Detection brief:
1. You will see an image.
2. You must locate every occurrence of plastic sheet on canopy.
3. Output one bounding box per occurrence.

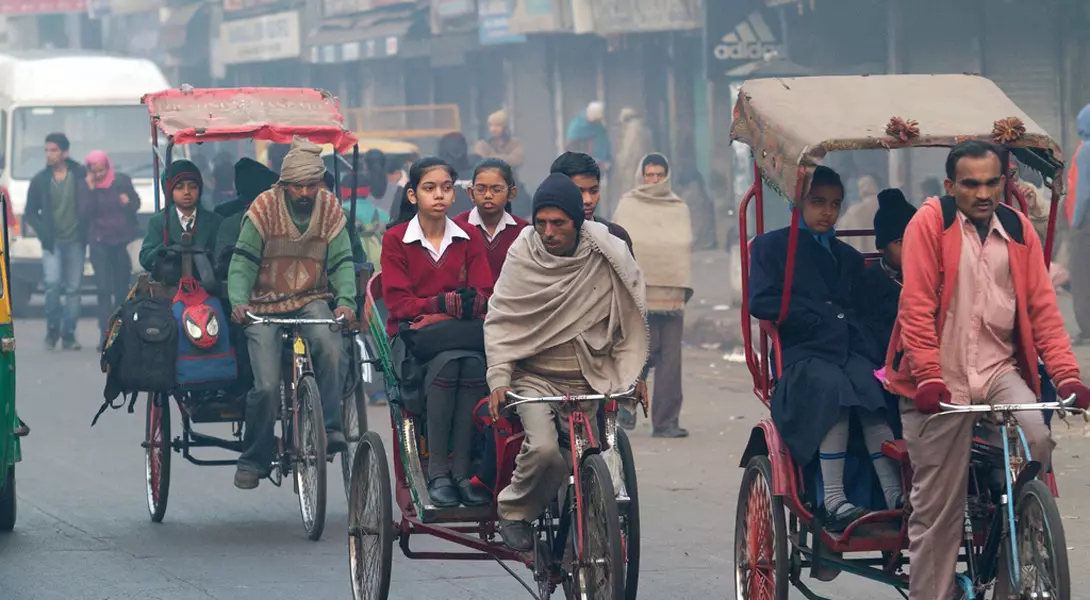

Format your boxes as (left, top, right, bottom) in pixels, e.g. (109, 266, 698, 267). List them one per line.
(142, 87, 359, 152)
(729, 74, 1064, 201)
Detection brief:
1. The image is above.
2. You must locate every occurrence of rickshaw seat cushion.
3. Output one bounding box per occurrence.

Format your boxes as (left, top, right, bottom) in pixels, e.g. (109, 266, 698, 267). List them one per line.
(882, 439, 908, 463)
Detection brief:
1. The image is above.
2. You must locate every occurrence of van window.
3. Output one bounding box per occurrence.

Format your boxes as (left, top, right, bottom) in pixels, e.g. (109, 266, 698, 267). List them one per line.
(12, 106, 156, 180)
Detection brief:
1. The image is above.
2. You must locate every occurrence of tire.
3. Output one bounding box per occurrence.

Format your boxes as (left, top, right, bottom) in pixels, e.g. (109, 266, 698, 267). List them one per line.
(294, 375, 327, 541)
(0, 466, 16, 532)
(570, 453, 625, 600)
(734, 455, 789, 600)
(145, 393, 171, 523)
(615, 428, 640, 600)
(341, 337, 370, 499)
(349, 430, 393, 600)
(995, 480, 1070, 600)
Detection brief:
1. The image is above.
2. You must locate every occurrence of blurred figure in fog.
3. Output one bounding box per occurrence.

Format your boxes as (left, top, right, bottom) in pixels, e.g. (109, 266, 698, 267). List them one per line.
(1066, 104, 1090, 343)
(673, 148, 716, 250)
(79, 150, 140, 347)
(839, 174, 880, 253)
(921, 177, 942, 200)
(342, 148, 391, 272)
(475, 109, 525, 176)
(437, 132, 477, 215)
(614, 107, 652, 205)
(210, 152, 236, 207)
(613, 153, 693, 438)
(25, 133, 86, 351)
(566, 102, 613, 217)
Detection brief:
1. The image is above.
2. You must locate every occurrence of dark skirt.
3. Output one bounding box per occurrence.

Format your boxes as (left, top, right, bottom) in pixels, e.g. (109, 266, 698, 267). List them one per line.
(771, 352, 890, 467)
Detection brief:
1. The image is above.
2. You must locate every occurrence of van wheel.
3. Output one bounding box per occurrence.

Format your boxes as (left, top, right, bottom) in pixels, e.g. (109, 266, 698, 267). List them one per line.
(10, 283, 30, 318)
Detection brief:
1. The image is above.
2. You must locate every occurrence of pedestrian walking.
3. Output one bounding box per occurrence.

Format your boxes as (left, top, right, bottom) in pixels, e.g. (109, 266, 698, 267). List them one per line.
(613, 153, 693, 438)
(1066, 104, 1090, 344)
(565, 102, 613, 214)
(24, 132, 86, 350)
(79, 150, 140, 347)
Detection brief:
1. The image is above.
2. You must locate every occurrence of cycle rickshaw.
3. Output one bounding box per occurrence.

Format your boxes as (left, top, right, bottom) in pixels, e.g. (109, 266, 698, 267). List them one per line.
(344, 273, 642, 600)
(104, 87, 374, 540)
(733, 74, 1080, 600)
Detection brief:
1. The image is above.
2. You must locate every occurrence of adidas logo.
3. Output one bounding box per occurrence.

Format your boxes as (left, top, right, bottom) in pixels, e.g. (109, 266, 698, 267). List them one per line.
(715, 10, 785, 62)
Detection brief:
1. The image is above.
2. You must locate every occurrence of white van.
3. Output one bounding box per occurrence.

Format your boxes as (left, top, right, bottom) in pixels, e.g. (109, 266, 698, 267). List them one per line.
(0, 51, 172, 314)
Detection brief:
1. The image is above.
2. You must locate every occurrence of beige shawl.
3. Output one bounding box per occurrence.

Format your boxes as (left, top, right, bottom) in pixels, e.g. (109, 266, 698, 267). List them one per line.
(612, 154, 693, 300)
(484, 222, 649, 394)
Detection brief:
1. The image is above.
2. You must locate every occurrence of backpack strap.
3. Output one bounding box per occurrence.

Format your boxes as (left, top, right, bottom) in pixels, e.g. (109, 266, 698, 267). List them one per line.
(940, 195, 958, 230)
(940, 194, 1026, 245)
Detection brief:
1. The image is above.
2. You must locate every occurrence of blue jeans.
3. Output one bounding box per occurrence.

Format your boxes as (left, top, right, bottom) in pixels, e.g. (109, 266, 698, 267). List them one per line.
(42, 241, 85, 337)
(238, 300, 345, 474)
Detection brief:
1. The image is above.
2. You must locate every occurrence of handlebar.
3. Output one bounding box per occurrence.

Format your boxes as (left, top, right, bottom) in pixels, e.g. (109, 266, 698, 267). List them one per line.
(245, 311, 347, 326)
(932, 394, 1079, 416)
(501, 387, 637, 415)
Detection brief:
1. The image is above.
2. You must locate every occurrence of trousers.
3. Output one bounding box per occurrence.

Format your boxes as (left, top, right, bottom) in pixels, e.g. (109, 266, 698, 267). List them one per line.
(238, 300, 345, 474)
(901, 371, 1054, 600)
(648, 313, 684, 431)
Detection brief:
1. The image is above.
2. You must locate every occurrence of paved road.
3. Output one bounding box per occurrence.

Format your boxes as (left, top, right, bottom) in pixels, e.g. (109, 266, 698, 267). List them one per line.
(3, 317, 1090, 599)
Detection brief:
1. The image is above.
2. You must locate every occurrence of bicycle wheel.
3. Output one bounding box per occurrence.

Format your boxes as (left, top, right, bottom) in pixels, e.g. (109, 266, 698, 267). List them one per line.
(341, 337, 370, 499)
(294, 375, 327, 541)
(734, 455, 789, 600)
(995, 480, 1070, 600)
(569, 453, 624, 600)
(349, 430, 393, 600)
(144, 392, 171, 523)
(614, 428, 640, 600)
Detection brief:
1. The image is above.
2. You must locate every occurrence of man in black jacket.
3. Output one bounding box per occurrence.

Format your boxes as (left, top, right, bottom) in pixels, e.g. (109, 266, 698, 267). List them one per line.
(24, 133, 87, 350)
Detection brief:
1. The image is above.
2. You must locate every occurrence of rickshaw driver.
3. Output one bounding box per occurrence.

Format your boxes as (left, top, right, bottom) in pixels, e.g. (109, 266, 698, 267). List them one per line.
(484, 173, 649, 551)
(886, 140, 1090, 599)
(227, 136, 355, 490)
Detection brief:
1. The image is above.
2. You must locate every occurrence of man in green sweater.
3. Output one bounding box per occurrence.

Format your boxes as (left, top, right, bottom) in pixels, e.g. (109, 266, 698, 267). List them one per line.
(227, 137, 354, 490)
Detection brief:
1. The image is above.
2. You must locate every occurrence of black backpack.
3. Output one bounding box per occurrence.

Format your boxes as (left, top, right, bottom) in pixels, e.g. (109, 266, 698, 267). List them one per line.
(116, 296, 178, 393)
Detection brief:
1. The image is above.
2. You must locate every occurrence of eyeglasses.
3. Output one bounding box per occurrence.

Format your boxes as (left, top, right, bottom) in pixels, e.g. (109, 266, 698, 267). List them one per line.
(472, 184, 510, 196)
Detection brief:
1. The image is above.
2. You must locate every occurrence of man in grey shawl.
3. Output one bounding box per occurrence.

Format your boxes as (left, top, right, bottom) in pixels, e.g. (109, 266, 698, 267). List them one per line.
(485, 173, 649, 551)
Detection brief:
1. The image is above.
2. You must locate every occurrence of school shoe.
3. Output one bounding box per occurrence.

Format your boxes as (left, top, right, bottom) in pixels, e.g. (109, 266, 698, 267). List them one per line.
(326, 431, 348, 455)
(427, 475, 461, 508)
(457, 478, 492, 507)
(234, 468, 260, 490)
(825, 503, 868, 533)
(499, 519, 535, 552)
(62, 336, 81, 351)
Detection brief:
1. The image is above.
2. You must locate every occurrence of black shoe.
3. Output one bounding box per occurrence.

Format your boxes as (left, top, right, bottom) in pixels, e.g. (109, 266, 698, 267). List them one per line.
(499, 518, 534, 552)
(652, 427, 689, 438)
(44, 329, 59, 351)
(457, 478, 492, 507)
(234, 468, 260, 490)
(427, 475, 460, 508)
(62, 336, 81, 351)
(326, 431, 348, 455)
(825, 504, 869, 533)
(618, 408, 636, 430)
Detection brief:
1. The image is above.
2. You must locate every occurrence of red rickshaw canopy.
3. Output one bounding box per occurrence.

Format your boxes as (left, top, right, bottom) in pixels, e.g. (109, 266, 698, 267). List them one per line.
(142, 87, 359, 152)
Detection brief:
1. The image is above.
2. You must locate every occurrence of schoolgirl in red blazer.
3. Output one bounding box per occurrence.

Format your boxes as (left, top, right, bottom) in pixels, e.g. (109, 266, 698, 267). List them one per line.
(453, 158, 529, 284)
(380, 156, 494, 510)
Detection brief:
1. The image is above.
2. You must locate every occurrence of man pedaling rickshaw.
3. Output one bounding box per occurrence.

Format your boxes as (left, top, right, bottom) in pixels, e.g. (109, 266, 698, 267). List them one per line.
(484, 173, 649, 551)
(886, 140, 1090, 599)
(227, 136, 354, 490)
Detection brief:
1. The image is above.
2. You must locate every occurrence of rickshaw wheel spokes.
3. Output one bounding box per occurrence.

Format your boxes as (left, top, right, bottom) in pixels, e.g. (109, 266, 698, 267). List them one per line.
(294, 375, 327, 541)
(999, 480, 1069, 600)
(573, 454, 624, 600)
(734, 455, 788, 600)
(349, 431, 393, 600)
(144, 392, 171, 523)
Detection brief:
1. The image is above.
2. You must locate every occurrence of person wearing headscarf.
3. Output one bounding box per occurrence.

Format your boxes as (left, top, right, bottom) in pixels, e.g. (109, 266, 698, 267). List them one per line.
(613, 153, 692, 438)
(485, 173, 648, 551)
(79, 150, 141, 344)
(138, 159, 223, 283)
(474, 109, 525, 174)
(226, 136, 354, 490)
(565, 101, 612, 169)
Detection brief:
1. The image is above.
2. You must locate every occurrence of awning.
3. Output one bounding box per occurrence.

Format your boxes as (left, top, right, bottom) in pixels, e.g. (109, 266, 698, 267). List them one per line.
(306, 4, 426, 64)
(159, 1, 209, 50)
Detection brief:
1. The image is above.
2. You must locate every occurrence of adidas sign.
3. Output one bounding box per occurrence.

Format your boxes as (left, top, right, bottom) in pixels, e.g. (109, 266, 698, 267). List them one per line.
(714, 10, 785, 62)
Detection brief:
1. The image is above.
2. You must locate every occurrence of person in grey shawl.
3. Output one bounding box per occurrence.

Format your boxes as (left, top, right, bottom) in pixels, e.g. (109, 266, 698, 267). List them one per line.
(485, 173, 649, 551)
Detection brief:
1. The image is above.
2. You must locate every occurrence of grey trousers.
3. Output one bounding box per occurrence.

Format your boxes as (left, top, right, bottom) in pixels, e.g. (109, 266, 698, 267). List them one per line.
(649, 313, 685, 431)
(238, 300, 345, 474)
(900, 371, 1054, 600)
(497, 371, 598, 522)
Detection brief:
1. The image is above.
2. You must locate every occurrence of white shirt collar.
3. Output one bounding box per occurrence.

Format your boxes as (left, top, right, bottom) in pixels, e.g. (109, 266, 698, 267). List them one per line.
(467, 207, 517, 242)
(402, 215, 469, 261)
(176, 207, 196, 230)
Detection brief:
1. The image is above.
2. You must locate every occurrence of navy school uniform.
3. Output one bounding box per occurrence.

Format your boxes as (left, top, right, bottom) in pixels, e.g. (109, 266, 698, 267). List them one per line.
(748, 226, 891, 470)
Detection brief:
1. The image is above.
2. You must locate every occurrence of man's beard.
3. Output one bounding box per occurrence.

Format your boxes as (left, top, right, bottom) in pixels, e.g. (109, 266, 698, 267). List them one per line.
(292, 195, 316, 214)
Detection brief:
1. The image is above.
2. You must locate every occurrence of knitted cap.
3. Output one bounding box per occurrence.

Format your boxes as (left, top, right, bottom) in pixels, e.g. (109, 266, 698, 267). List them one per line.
(532, 173, 585, 229)
(874, 188, 917, 249)
(234, 157, 278, 205)
(163, 159, 203, 197)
